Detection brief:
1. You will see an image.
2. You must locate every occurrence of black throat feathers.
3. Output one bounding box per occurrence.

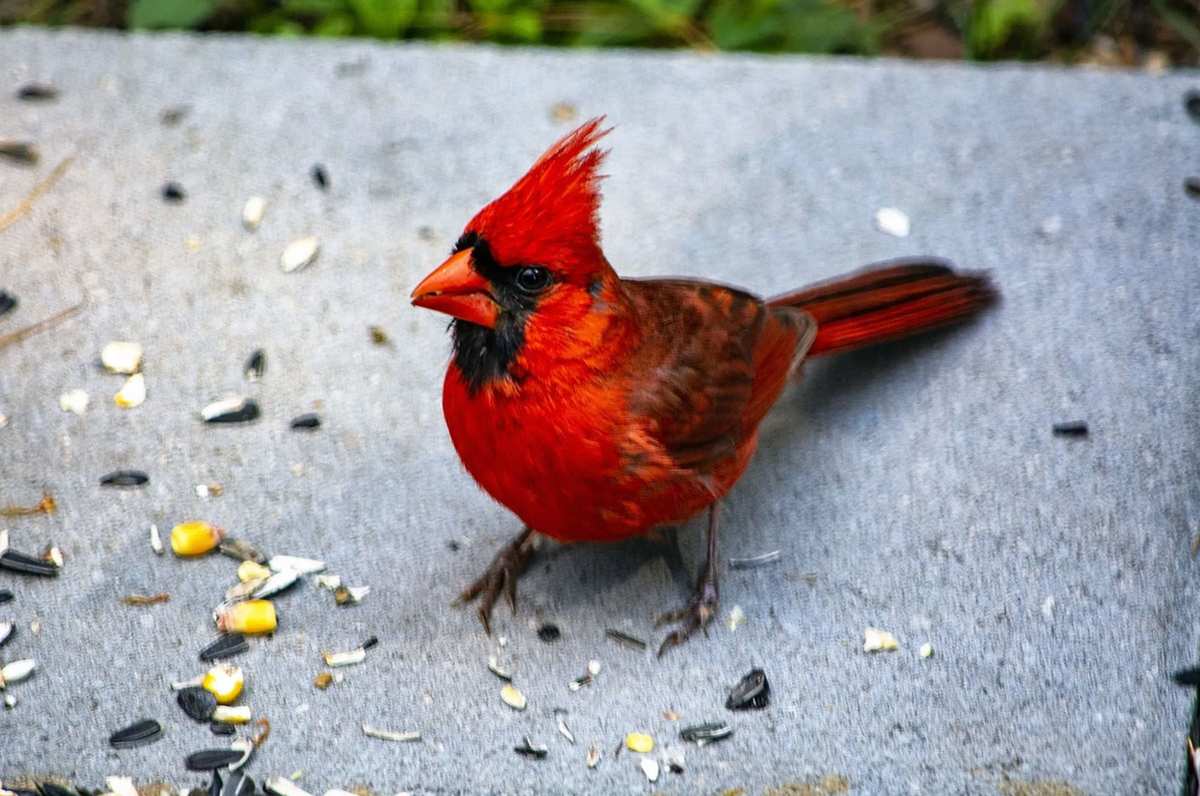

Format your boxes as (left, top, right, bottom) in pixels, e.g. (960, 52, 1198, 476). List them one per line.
(449, 233, 539, 394)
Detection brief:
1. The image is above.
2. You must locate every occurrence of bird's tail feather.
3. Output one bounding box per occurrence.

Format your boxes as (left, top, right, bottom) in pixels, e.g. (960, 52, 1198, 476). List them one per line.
(768, 258, 997, 358)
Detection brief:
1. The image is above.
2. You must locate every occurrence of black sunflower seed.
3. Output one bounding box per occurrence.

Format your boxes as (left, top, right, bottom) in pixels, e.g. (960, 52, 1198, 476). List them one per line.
(161, 182, 186, 203)
(100, 470, 149, 487)
(361, 635, 379, 650)
(1187, 177, 1200, 200)
(537, 623, 561, 642)
(244, 349, 266, 382)
(680, 721, 733, 745)
(1187, 90, 1200, 124)
(514, 736, 548, 758)
(1052, 421, 1088, 437)
(221, 773, 255, 796)
(311, 164, 328, 191)
(210, 721, 236, 736)
(1174, 667, 1200, 687)
(0, 142, 39, 166)
(185, 748, 243, 770)
(177, 686, 218, 722)
(37, 783, 79, 796)
(204, 399, 260, 424)
(200, 633, 248, 662)
(0, 549, 59, 576)
(17, 83, 58, 101)
(109, 718, 163, 748)
(726, 668, 770, 710)
(0, 291, 16, 317)
(1, 621, 15, 648)
(160, 105, 190, 126)
(290, 413, 320, 430)
(0, 589, 13, 604)
(207, 771, 224, 796)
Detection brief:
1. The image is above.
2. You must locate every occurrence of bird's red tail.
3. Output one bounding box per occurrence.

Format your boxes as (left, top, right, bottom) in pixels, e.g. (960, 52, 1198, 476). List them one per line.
(769, 258, 996, 357)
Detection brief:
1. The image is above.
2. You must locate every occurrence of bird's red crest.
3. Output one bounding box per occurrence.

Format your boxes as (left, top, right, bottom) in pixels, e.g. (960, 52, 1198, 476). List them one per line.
(465, 118, 611, 278)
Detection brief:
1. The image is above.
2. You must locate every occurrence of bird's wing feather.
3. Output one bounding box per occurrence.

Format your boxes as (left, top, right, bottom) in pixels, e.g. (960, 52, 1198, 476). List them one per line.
(620, 278, 796, 474)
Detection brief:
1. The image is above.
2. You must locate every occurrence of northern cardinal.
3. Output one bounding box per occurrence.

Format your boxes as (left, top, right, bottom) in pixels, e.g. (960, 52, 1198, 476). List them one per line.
(412, 119, 995, 654)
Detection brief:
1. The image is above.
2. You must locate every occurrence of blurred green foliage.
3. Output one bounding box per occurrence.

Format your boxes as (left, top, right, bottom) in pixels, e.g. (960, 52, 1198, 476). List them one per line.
(2, 0, 1196, 64)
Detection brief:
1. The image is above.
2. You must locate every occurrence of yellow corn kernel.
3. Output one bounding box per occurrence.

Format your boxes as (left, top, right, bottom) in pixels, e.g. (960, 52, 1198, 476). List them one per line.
(216, 599, 277, 635)
(170, 521, 224, 557)
(202, 664, 244, 704)
(625, 732, 654, 754)
(237, 560, 271, 583)
(212, 705, 251, 724)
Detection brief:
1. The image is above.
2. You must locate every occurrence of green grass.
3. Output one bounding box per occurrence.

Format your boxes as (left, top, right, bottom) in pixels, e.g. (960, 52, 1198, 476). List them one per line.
(1, 0, 1196, 65)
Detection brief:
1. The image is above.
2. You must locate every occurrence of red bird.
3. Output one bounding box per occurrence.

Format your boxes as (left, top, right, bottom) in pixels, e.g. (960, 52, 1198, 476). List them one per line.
(412, 119, 995, 654)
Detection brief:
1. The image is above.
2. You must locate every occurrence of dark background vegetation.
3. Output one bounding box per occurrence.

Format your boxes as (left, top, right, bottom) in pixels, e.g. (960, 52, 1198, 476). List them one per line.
(0, 0, 1196, 66)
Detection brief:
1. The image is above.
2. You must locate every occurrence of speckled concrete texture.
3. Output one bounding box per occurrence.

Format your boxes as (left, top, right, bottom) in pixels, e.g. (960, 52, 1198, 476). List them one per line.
(1, 28, 1198, 794)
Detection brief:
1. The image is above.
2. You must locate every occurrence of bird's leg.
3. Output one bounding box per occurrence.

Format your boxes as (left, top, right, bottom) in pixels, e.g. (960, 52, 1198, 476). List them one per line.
(656, 503, 721, 657)
(454, 525, 537, 635)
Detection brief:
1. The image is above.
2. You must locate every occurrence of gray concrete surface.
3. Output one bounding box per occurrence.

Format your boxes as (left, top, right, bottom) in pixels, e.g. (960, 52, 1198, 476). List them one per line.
(1, 27, 1198, 794)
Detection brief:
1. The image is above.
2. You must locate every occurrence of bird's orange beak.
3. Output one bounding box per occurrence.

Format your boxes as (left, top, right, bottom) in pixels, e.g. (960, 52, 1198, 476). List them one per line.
(411, 248, 498, 329)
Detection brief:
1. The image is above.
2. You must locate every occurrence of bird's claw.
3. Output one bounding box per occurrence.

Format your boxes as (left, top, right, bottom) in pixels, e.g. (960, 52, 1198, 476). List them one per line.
(655, 577, 718, 657)
(454, 529, 536, 635)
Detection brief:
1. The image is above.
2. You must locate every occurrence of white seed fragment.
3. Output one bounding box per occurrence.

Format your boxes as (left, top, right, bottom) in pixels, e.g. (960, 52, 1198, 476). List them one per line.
(587, 659, 601, 676)
(149, 524, 163, 555)
(863, 627, 899, 653)
(0, 659, 36, 688)
(1038, 215, 1063, 238)
(500, 683, 527, 710)
(726, 605, 745, 631)
(874, 207, 911, 237)
(212, 704, 252, 723)
(44, 546, 63, 568)
(487, 655, 512, 681)
(225, 578, 265, 602)
(362, 723, 421, 742)
(265, 778, 313, 796)
(201, 395, 255, 422)
(1042, 595, 1055, 621)
(586, 745, 601, 768)
(640, 757, 660, 783)
(3, 693, 15, 709)
(315, 574, 342, 590)
(344, 585, 370, 604)
(281, 235, 319, 273)
(269, 555, 326, 575)
(556, 712, 575, 744)
(251, 568, 300, 599)
(101, 341, 143, 374)
(920, 642, 934, 658)
(170, 675, 204, 690)
(242, 196, 266, 231)
(323, 647, 366, 668)
(114, 372, 146, 409)
(106, 777, 139, 796)
(229, 738, 255, 771)
(59, 388, 89, 415)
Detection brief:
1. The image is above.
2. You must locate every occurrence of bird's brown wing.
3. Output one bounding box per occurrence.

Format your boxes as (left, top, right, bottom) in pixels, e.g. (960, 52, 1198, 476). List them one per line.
(620, 278, 811, 474)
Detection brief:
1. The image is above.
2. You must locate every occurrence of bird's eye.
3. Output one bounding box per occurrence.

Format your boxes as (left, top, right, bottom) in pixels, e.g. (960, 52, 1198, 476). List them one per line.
(514, 266, 552, 294)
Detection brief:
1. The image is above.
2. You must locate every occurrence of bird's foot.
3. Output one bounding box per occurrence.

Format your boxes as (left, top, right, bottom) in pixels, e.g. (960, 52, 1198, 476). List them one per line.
(453, 527, 536, 635)
(655, 572, 719, 657)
